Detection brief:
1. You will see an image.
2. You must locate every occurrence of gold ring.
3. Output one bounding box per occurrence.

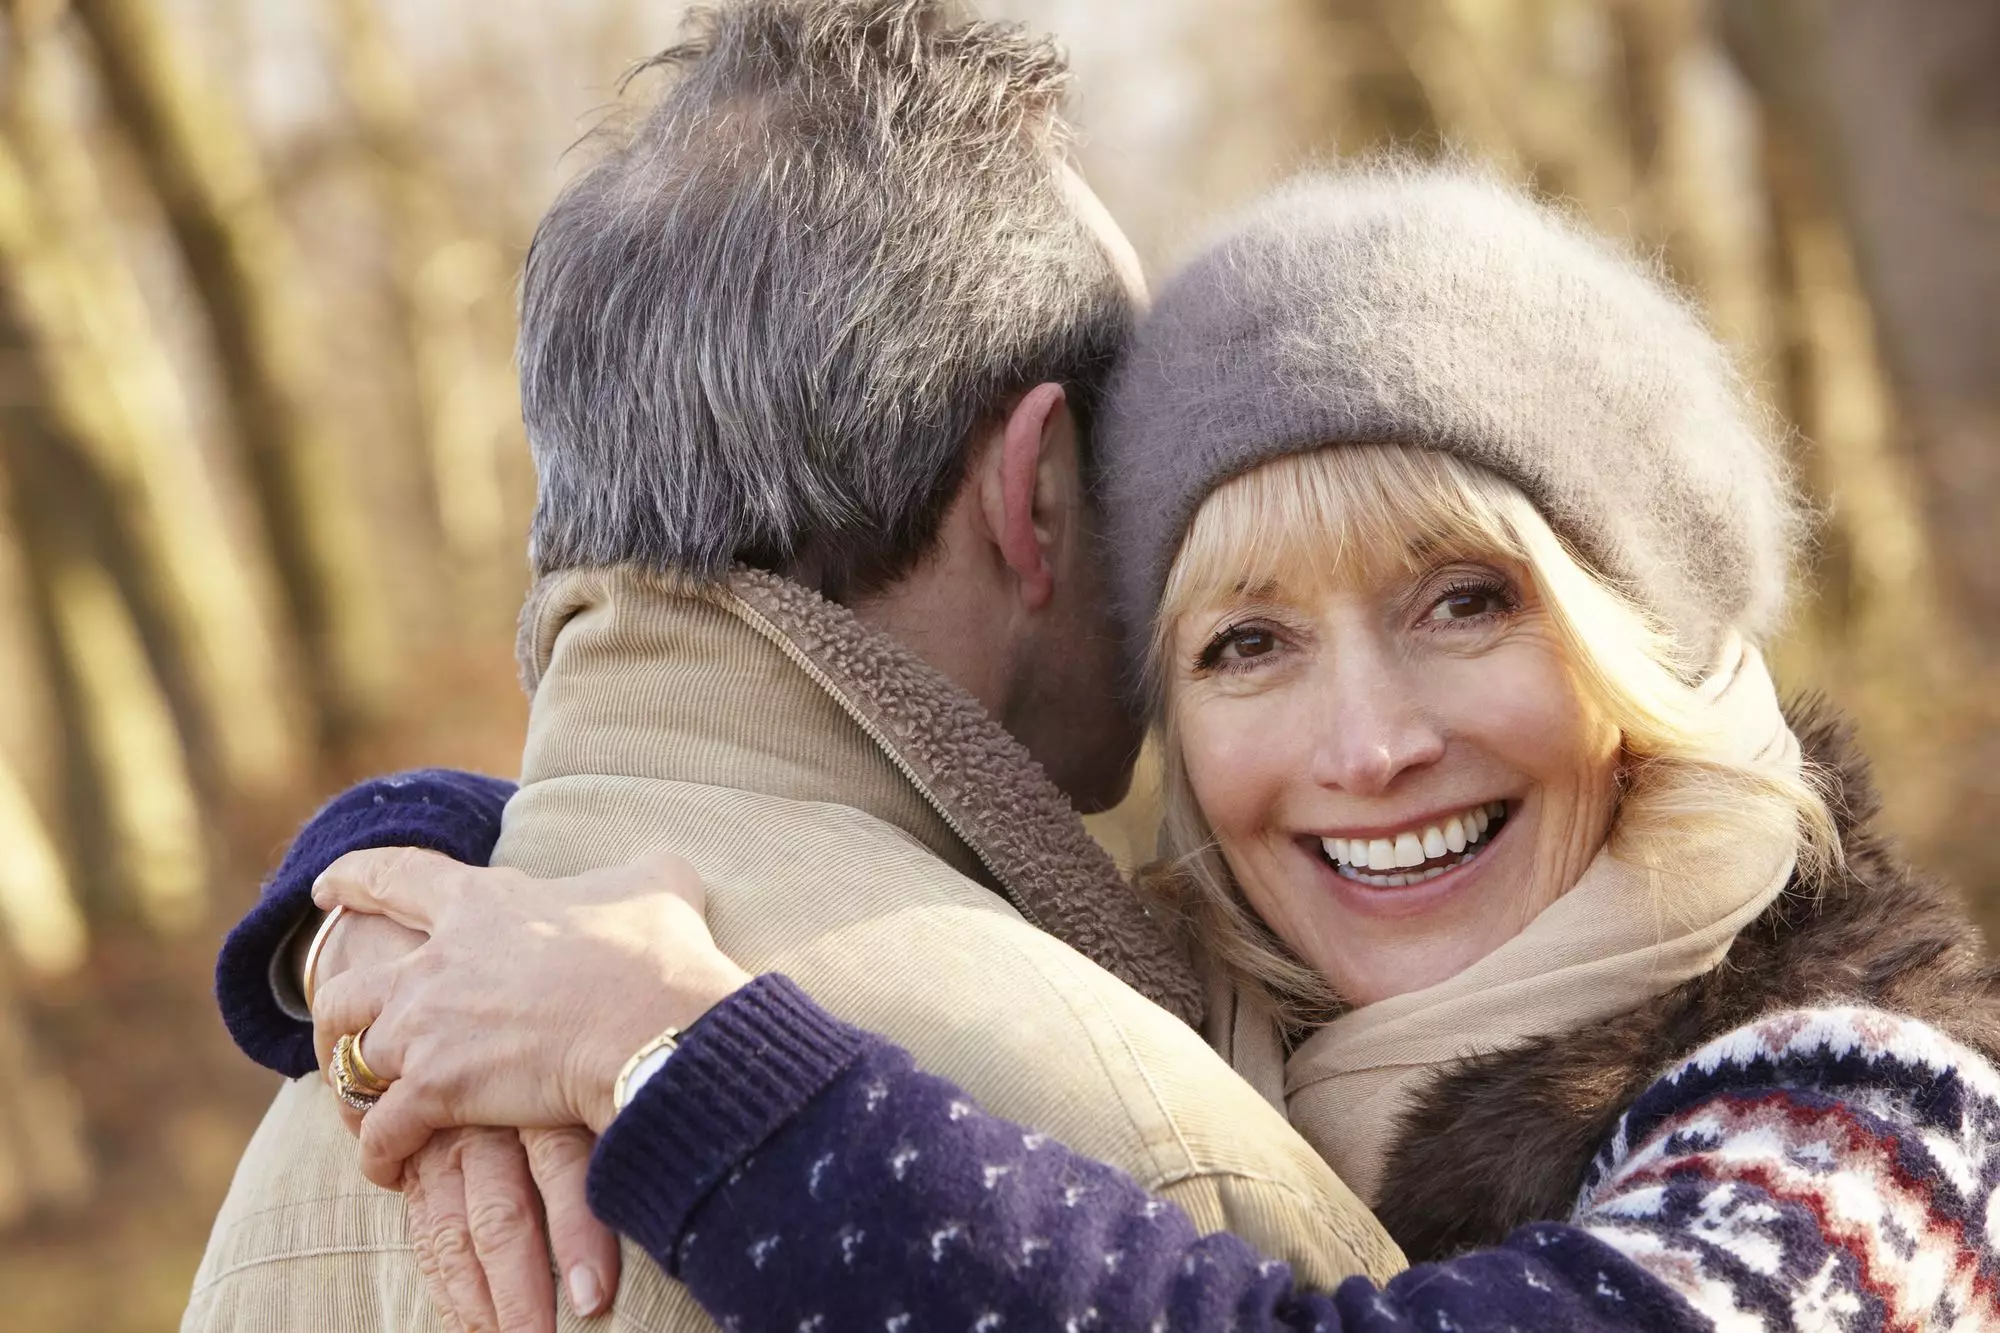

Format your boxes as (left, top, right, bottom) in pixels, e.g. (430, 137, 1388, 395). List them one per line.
(330, 1033, 382, 1113)
(348, 1025, 393, 1094)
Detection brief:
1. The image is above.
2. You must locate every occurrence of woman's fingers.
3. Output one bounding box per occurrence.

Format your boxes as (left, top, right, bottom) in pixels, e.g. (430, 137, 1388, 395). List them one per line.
(309, 848, 742, 1148)
(357, 1078, 445, 1188)
(335, 1094, 368, 1139)
(313, 846, 476, 931)
(354, 1023, 399, 1086)
(310, 959, 403, 1079)
(523, 1126, 618, 1318)
(317, 910, 428, 994)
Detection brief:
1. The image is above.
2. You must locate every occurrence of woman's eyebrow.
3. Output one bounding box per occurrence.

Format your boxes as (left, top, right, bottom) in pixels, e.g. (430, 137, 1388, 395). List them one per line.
(1230, 577, 1285, 601)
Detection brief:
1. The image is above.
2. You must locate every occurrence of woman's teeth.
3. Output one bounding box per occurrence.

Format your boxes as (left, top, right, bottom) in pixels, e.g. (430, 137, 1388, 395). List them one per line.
(1320, 802, 1507, 887)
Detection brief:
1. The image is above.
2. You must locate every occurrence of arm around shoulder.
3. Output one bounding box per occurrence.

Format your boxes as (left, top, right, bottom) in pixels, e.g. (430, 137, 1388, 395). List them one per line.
(584, 977, 1709, 1333)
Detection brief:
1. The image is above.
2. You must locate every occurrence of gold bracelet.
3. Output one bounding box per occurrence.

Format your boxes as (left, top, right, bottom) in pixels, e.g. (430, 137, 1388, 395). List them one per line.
(612, 1027, 682, 1114)
(300, 904, 347, 1008)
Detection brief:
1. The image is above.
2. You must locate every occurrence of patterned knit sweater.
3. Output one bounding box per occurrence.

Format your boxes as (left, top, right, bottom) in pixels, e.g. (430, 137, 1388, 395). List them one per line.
(592, 976, 2000, 1332)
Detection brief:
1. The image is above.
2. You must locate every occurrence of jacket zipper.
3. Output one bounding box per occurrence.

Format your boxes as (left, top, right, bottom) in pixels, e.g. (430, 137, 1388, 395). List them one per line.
(724, 592, 1049, 934)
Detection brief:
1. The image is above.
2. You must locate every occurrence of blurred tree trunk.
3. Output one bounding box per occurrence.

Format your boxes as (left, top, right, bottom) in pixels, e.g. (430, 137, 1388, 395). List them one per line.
(0, 274, 101, 1225)
(1, 6, 300, 798)
(1759, 121, 1963, 838)
(0, 748, 85, 980)
(1722, 0, 2000, 900)
(65, 0, 383, 757)
(0, 131, 207, 932)
(323, 0, 516, 614)
(0, 139, 219, 820)
(0, 256, 124, 924)
(0, 957, 91, 1228)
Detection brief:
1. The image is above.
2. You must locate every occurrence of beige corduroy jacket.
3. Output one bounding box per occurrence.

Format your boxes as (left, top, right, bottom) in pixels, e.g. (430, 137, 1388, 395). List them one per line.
(183, 567, 1400, 1331)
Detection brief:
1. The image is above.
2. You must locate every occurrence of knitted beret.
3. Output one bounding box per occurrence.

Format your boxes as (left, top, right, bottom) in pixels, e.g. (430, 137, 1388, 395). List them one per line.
(1100, 165, 1797, 675)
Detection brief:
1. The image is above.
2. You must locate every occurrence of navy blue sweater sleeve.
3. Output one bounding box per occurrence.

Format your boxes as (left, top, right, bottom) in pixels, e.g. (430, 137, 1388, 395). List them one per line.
(587, 977, 1706, 1333)
(214, 769, 513, 1077)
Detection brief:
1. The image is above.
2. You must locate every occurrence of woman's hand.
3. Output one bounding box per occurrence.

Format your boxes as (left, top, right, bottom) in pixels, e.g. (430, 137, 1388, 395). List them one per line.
(290, 906, 427, 1017)
(309, 847, 753, 1189)
(294, 897, 621, 1326)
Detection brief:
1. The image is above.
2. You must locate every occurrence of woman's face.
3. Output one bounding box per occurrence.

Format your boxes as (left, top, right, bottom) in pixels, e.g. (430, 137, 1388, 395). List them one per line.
(1169, 547, 1623, 1007)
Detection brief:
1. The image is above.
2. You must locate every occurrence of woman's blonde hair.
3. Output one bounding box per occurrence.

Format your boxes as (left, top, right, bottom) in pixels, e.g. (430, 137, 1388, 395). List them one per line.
(1140, 444, 1837, 1024)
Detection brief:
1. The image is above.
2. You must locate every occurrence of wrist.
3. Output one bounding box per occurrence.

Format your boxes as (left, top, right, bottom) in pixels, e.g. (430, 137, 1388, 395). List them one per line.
(298, 906, 347, 1007)
(268, 907, 324, 1023)
(285, 909, 326, 996)
(584, 975, 874, 1263)
(579, 962, 752, 1134)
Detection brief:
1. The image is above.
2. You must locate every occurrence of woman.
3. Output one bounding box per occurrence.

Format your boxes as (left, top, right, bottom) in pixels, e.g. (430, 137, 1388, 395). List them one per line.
(306, 165, 2000, 1329)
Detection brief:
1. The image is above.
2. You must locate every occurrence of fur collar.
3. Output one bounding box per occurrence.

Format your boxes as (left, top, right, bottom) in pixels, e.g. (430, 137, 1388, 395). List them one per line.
(1375, 697, 2000, 1260)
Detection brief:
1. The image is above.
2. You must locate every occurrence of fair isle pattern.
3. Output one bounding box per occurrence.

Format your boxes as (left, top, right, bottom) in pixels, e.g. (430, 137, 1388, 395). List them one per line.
(1576, 1006, 2000, 1331)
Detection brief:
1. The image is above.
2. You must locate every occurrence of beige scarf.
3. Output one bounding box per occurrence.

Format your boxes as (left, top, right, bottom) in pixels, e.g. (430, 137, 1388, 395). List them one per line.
(1240, 635, 1802, 1206)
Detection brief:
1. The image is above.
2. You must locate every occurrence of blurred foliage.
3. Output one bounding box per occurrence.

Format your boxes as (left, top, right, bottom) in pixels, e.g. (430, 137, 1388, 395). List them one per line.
(0, 0, 1992, 1327)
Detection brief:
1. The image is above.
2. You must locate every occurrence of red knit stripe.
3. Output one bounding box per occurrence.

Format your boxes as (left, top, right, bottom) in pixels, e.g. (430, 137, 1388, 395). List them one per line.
(1607, 1089, 2000, 1326)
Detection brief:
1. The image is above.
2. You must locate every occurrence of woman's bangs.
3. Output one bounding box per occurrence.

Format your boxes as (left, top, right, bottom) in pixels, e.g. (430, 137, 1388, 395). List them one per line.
(1158, 444, 1528, 636)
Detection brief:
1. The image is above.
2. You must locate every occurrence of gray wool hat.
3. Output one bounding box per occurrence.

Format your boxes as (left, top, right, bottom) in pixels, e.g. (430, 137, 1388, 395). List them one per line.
(1100, 165, 1799, 675)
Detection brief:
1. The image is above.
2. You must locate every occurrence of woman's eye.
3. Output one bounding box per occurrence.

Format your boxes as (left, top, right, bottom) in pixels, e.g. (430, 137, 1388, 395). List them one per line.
(1223, 628, 1277, 659)
(1426, 587, 1505, 621)
(1196, 624, 1281, 670)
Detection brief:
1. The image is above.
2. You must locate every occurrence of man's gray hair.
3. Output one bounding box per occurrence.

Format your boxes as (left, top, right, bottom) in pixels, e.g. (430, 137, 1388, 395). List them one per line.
(519, 0, 1134, 599)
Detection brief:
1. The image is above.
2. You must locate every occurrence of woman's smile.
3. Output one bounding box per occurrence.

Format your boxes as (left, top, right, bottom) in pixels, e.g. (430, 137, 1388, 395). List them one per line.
(1312, 799, 1510, 887)
(1288, 800, 1514, 922)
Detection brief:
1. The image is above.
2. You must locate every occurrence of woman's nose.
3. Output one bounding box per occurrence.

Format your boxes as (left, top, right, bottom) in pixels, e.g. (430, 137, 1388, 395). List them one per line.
(1306, 655, 1446, 797)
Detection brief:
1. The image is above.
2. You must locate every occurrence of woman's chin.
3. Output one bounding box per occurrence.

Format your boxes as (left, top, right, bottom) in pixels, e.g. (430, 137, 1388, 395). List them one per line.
(1283, 821, 1526, 1003)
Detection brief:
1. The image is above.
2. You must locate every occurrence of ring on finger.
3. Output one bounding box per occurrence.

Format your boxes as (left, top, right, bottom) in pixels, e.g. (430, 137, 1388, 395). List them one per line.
(348, 1024, 393, 1094)
(331, 1032, 385, 1112)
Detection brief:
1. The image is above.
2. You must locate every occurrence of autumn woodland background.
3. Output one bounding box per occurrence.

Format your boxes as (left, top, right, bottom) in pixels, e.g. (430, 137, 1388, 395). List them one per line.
(0, 0, 1993, 1326)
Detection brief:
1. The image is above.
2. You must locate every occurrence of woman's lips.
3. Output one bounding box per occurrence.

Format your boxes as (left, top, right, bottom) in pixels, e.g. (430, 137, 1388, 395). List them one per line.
(1297, 806, 1512, 916)
(1317, 801, 1510, 886)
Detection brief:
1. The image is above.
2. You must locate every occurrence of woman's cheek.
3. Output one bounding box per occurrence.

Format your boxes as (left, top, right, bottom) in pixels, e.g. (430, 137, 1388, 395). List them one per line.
(1448, 637, 1598, 770)
(1178, 696, 1291, 846)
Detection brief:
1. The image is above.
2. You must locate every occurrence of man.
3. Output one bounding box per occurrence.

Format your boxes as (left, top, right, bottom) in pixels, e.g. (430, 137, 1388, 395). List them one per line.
(185, 3, 1399, 1329)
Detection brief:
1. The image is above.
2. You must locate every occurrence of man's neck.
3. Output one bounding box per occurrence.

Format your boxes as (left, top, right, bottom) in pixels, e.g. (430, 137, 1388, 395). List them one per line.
(847, 564, 1013, 724)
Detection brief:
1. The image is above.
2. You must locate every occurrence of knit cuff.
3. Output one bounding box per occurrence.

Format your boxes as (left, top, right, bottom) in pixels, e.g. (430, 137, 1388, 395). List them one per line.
(216, 877, 323, 1078)
(587, 974, 873, 1268)
(214, 770, 514, 1078)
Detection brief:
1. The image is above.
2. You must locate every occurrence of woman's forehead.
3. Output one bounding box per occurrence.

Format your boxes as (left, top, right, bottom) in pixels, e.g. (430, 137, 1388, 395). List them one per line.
(1154, 444, 1534, 646)
(1171, 523, 1506, 616)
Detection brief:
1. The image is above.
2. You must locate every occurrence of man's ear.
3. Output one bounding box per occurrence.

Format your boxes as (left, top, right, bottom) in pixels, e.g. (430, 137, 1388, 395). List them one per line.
(980, 381, 1071, 613)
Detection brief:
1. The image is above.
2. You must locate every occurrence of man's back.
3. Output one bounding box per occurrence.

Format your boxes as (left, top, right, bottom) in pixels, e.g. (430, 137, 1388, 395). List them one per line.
(183, 570, 1400, 1330)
